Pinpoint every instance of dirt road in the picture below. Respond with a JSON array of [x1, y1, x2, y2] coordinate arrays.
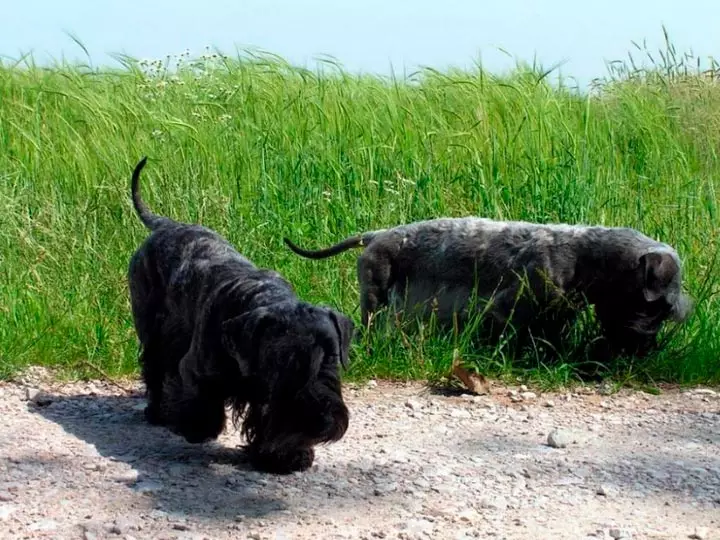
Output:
[[0, 370, 718, 540]]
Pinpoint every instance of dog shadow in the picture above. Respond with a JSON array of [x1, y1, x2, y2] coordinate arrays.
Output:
[[29, 391, 403, 522]]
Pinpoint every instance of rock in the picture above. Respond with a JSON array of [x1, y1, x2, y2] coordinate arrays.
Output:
[[405, 399, 422, 411], [478, 496, 508, 511], [366, 380, 378, 388], [689, 527, 709, 539], [114, 470, 139, 485], [690, 388, 717, 396], [450, 409, 471, 419], [28, 519, 58, 531], [547, 429, 574, 448], [134, 479, 163, 493], [0, 491, 13, 502], [596, 484, 614, 497], [112, 517, 140, 534], [373, 482, 398, 496], [25, 388, 53, 406], [521, 392, 537, 400], [544, 400, 555, 407], [608, 528, 631, 539], [0, 505, 15, 521]]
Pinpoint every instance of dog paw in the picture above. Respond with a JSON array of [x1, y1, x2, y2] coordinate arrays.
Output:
[[249, 447, 315, 475], [144, 405, 165, 425]]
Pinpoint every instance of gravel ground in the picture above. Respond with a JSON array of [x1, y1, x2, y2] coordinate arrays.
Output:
[[0, 368, 718, 540]]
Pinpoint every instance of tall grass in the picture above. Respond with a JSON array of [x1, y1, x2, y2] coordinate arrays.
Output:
[[1, 40, 719, 385]]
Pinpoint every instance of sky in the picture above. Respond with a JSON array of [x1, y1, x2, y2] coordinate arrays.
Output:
[[1, 0, 718, 88]]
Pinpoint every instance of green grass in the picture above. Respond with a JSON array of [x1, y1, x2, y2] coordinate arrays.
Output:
[[1, 38, 719, 386]]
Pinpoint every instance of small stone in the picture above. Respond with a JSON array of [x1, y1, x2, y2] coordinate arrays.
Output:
[[0, 505, 15, 521], [248, 533, 262, 540], [28, 519, 58, 531], [366, 380, 378, 388], [405, 399, 422, 411], [608, 528, 631, 539], [544, 400, 555, 408], [689, 527, 709, 539], [690, 388, 717, 396], [521, 392, 537, 400], [457, 509, 479, 523], [25, 388, 53, 406], [450, 409, 471, 419], [172, 523, 190, 531], [0, 491, 13, 502], [600, 401, 612, 409], [520, 385, 528, 392], [373, 482, 398, 496], [596, 484, 613, 497], [547, 428, 573, 448], [134, 479, 163, 493], [114, 470, 139, 485], [478, 496, 508, 511]]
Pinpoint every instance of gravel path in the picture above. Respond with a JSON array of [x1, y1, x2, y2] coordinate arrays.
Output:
[[0, 369, 718, 540]]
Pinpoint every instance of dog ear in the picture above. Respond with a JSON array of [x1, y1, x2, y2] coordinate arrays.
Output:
[[327, 309, 355, 369], [639, 251, 680, 303], [221, 307, 274, 376]]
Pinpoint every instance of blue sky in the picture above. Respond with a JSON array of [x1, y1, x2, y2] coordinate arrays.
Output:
[[1, 0, 718, 87]]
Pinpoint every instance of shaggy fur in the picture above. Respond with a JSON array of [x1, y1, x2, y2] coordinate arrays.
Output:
[[284, 217, 692, 357], [128, 157, 354, 474]]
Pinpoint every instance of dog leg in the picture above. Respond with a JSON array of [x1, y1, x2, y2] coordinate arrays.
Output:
[[140, 337, 167, 425], [357, 249, 393, 328]]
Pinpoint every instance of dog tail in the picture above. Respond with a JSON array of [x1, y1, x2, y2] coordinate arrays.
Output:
[[131, 157, 171, 230], [283, 232, 376, 260]]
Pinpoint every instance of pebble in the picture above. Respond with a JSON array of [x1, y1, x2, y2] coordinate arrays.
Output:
[[544, 400, 555, 408], [135, 479, 165, 494], [689, 527, 709, 539], [596, 484, 614, 497], [25, 387, 53, 406], [405, 399, 422, 411], [0, 505, 15, 521], [114, 470, 139, 484], [689, 389, 717, 396], [547, 428, 574, 448], [0, 491, 14, 502], [609, 528, 631, 539], [521, 392, 537, 400], [28, 519, 58, 531], [450, 409, 471, 419]]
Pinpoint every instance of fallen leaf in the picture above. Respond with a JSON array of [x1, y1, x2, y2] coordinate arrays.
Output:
[[451, 350, 490, 395]]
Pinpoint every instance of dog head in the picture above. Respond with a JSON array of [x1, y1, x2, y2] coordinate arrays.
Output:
[[593, 247, 692, 355], [222, 302, 354, 451]]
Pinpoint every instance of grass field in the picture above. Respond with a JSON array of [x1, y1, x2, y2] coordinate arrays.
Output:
[[1, 40, 719, 387]]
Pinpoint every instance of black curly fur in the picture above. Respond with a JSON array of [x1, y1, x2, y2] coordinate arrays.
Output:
[[127, 157, 354, 474]]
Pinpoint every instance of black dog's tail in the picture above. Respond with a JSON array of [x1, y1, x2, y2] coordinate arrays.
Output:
[[283, 232, 376, 260], [131, 157, 171, 230]]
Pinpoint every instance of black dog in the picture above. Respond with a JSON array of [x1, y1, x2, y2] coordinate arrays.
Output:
[[127, 157, 354, 474]]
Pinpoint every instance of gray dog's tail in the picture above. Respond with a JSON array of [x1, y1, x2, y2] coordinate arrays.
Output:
[[283, 232, 376, 260], [131, 157, 171, 230]]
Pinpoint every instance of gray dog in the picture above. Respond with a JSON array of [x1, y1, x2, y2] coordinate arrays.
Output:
[[284, 217, 692, 357], [128, 157, 354, 474]]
